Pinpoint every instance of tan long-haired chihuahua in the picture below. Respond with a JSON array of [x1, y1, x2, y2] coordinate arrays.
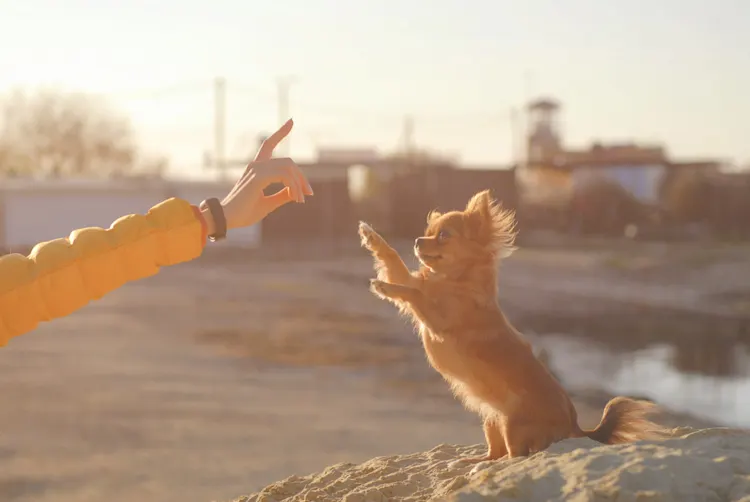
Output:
[[359, 189, 665, 461]]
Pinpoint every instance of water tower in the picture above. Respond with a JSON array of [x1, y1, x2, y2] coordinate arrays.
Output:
[[526, 98, 563, 165]]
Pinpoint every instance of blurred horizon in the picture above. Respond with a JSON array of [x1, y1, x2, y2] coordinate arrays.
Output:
[[3, 0, 750, 179]]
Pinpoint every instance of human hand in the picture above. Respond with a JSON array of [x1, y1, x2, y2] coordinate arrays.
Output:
[[200, 118, 313, 235]]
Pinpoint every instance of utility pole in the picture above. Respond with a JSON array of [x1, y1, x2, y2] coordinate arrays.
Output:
[[211, 75, 296, 171], [523, 70, 535, 104], [521, 69, 535, 168], [510, 106, 521, 166], [276, 76, 296, 158], [402, 115, 415, 159], [213, 76, 227, 180]]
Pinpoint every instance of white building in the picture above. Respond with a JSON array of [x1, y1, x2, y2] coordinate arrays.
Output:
[[0, 178, 261, 251]]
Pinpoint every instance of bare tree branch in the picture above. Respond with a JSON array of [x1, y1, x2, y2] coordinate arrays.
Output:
[[0, 88, 137, 177]]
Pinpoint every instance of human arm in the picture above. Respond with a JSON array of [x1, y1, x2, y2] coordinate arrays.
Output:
[[0, 197, 208, 345], [0, 118, 312, 346]]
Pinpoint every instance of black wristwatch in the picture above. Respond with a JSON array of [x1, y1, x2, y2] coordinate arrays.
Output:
[[199, 197, 227, 242]]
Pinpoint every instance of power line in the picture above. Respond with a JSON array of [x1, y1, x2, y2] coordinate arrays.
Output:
[[510, 106, 521, 165], [76, 77, 517, 130], [225, 81, 514, 125], [401, 115, 415, 157], [227, 82, 276, 101], [107, 80, 213, 100], [101, 78, 514, 130], [265, 100, 509, 125], [80, 77, 521, 166]]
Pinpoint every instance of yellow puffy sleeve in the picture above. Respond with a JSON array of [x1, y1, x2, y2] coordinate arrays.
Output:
[[0, 197, 207, 346]]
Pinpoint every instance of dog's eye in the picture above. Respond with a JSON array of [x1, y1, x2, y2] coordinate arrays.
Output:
[[437, 230, 450, 241]]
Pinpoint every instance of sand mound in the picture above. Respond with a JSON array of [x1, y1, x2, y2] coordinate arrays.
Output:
[[233, 428, 750, 502]]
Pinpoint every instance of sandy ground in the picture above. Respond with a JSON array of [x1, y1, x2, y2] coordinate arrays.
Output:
[[238, 428, 750, 502], [0, 244, 736, 502]]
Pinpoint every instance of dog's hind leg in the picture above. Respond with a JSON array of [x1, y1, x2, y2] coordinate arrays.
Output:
[[461, 417, 508, 463]]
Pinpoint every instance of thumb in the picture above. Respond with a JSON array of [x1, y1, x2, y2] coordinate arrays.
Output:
[[261, 187, 295, 214]]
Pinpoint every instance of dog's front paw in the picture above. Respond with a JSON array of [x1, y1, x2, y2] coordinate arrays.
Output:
[[369, 279, 394, 300], [358, 221, 384, 251]]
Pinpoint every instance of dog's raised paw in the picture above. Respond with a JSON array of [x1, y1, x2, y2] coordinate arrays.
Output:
[[369, 279, 388, 298], [358, 221, 379, 248]]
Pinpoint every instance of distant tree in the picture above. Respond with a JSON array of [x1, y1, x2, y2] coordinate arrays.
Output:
[[0, 132, 33, 176], [0, 88, 137, 177], [136, 154, 170, 178]]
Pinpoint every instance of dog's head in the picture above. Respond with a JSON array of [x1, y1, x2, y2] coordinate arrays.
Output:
[[414, 190, 517, 275]]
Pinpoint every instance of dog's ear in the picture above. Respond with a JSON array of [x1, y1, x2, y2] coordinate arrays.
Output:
[[492, 205, 518, 258], [426, 210, 442, 224], [465, 190, 493, 221], [464, 190, 494, 243], [465, 189, 517, 257]]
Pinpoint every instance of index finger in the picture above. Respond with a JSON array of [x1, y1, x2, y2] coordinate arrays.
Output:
[[255, 118, 294, 161]]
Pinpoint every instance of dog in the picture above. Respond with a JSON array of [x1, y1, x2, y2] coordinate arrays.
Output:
[[359, 189, 666, 461]]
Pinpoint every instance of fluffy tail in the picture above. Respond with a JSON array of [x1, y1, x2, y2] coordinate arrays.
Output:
[[582, 396, 667, 445]]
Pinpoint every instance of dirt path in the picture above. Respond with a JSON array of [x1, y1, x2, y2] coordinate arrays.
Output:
[[0, 279, 484, 502]]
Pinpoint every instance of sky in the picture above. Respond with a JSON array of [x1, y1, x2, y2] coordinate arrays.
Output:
[[2, 0, 749, 178]]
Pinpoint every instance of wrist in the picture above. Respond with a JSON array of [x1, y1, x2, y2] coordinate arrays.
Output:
[[199, 197, 228, 241], [200, 206, 217, 237]]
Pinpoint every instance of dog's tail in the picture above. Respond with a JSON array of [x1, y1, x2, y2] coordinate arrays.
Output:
[[581, 396, 667, 445]]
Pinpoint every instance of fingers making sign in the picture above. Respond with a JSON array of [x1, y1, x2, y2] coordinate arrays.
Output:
[[0, 119, 314, 345], [200, 119, 314, 236]]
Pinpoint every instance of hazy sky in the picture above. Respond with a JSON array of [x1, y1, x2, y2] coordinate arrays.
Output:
[[2, 0, 749, 177]]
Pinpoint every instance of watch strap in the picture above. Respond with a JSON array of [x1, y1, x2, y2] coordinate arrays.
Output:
[[199, 197, 227, 242]]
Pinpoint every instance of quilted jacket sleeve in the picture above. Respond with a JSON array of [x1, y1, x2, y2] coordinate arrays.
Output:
[[0, 197, 208, 346]]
